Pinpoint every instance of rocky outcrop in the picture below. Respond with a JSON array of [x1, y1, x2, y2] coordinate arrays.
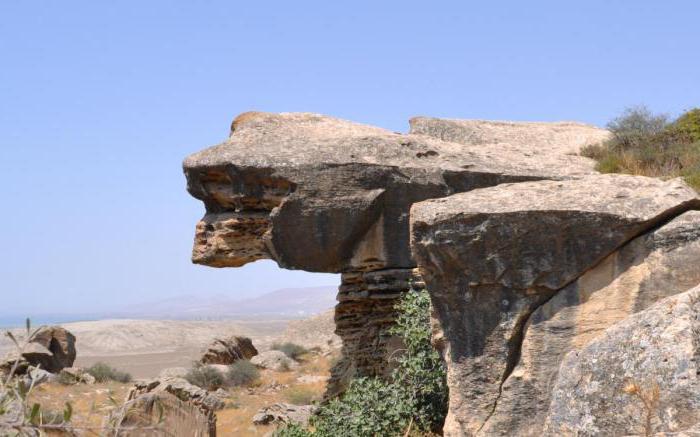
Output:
[[128, 377, 226, 411], [200, 336, 257, 365], [410, 175, 700, 436], [183, 112, 608, 393], [250, 350, 298, 371], [252, 403, 317, 426], [0, 326, 76, 376], [544, 285, 700, 436]]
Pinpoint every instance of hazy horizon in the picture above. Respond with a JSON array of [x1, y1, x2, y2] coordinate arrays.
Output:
[[2, 1, 699, 315]]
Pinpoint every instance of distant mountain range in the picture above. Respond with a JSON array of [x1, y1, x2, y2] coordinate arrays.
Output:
[[0, 286, 338, 328], [111, 286, 338, 320]]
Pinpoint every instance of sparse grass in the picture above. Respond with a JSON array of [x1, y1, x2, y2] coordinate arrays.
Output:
[[226, 360, 260, 387], [282, 386, 317, 405], [185, 364, 225, 391], [581, 106, 700, 192], [87, 362, 132, 383], [271, 343, 308, 360]]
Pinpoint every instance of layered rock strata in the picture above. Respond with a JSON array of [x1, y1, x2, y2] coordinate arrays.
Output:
[[410, 175, 700, 436], [183, 112, 607, 393]]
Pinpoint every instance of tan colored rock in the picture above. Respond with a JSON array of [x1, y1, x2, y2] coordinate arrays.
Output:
[[199, 335, 257, 365], [543, 285, 700, 436], [480, 210, 700, 435], [0, 326, 76, 375], [409, 116, 610, 155], [252, 403, 317, 426], [410, 175, 699, 436], [250, 350, 298, 371], [59, 366, 96, 385]]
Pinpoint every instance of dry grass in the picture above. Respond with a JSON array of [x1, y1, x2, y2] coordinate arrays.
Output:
[[23, 353, 332, 437]]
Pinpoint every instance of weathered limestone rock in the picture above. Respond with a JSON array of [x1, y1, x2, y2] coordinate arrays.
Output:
[[183, 112, 606, 394], [183, 112, 599, 273], [479, 209, 700, 436], [543, 285, 700, 436], [200, 336, 257, 365], [250, 350, 298, 371], [410, 175, 700, 436], [409, 117, 610, 155], [109, 391, 216, 437], [252, 403, 317, 426], [0, 326, 76, 375], [128, 377, 226, 411], [59, 366, 96, 384]]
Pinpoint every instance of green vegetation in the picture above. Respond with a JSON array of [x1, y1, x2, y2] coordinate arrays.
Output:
[[185, 364, 226, 391], [87, 362, 132, 383], [276, 286, 447, 437], [581, 106, 700, 191], [226, 360, 260, 387], [271, 342, 308, 360]]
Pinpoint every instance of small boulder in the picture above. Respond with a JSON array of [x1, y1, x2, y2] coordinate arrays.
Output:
[[0, 326, 76, 376], [252, 403, 317, 426], [251, 350, 298, 371], [200, 336, 257, 365], [59, 367, 96, 385], [128, 377, 226, 411]]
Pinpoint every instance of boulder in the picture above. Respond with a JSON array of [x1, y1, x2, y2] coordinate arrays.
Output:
[[252, 403, 317, 426], [543, 285, 700, 436], [58, 366, 96, 385], [410, 174, 700, 436], [128, 377, 226, 412], [0, 326, 76, 376], [199, 336, 257, 365], [109, 391, 216, 437], [250, 350, 298, 371]]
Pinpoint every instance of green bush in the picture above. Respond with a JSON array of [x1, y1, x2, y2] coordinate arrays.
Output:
[[581, 105, 700, 192], [271, 342, 308, 360], [87, 362, 132, 383], [277, 286, 447, 437], [185, 365, 225, 391], [226, 360, 259, 387]]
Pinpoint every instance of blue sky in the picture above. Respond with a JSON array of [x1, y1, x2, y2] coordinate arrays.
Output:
[[1, 1, 699, 317]]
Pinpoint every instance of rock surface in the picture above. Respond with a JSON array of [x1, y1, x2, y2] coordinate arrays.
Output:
[[480, 209, 700, 435], [200, 335, 257, 365], [252, 403, 317, 426], [58, 366, 96, 384], [184, 112, 608, 394], [543, 285, 700, 436], [128, 377, 226, 411], [409, 116, 610, 155], [410, 175, 699, 436], [250, 350, 298, 371], [0, 326, 76, 375]]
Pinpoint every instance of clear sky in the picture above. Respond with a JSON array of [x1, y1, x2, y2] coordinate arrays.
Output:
[[1, 1, 699, 317]]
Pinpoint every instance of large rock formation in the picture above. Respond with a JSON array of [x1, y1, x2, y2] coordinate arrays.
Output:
[[410, 175, 700, 436], [0, 326, 76, 376], [544, 284, 700, 436], [199, 336, 257, 365], [183, 112, 607, 392]]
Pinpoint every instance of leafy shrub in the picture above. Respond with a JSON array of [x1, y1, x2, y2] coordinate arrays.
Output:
[[271, 342, 308, 360], [185, 364, 225, 391], [581, 105, 700, 192], [87, 362, 132, 383], [277, 286, 447, 436], [283, 386, 318, 405], [226, 360, 259, 387]]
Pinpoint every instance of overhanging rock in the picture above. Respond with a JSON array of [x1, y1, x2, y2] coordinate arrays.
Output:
[[183, 112, 608, 394]]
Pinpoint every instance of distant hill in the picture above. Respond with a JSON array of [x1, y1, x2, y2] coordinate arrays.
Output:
[[113, 286, 338, 320]]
